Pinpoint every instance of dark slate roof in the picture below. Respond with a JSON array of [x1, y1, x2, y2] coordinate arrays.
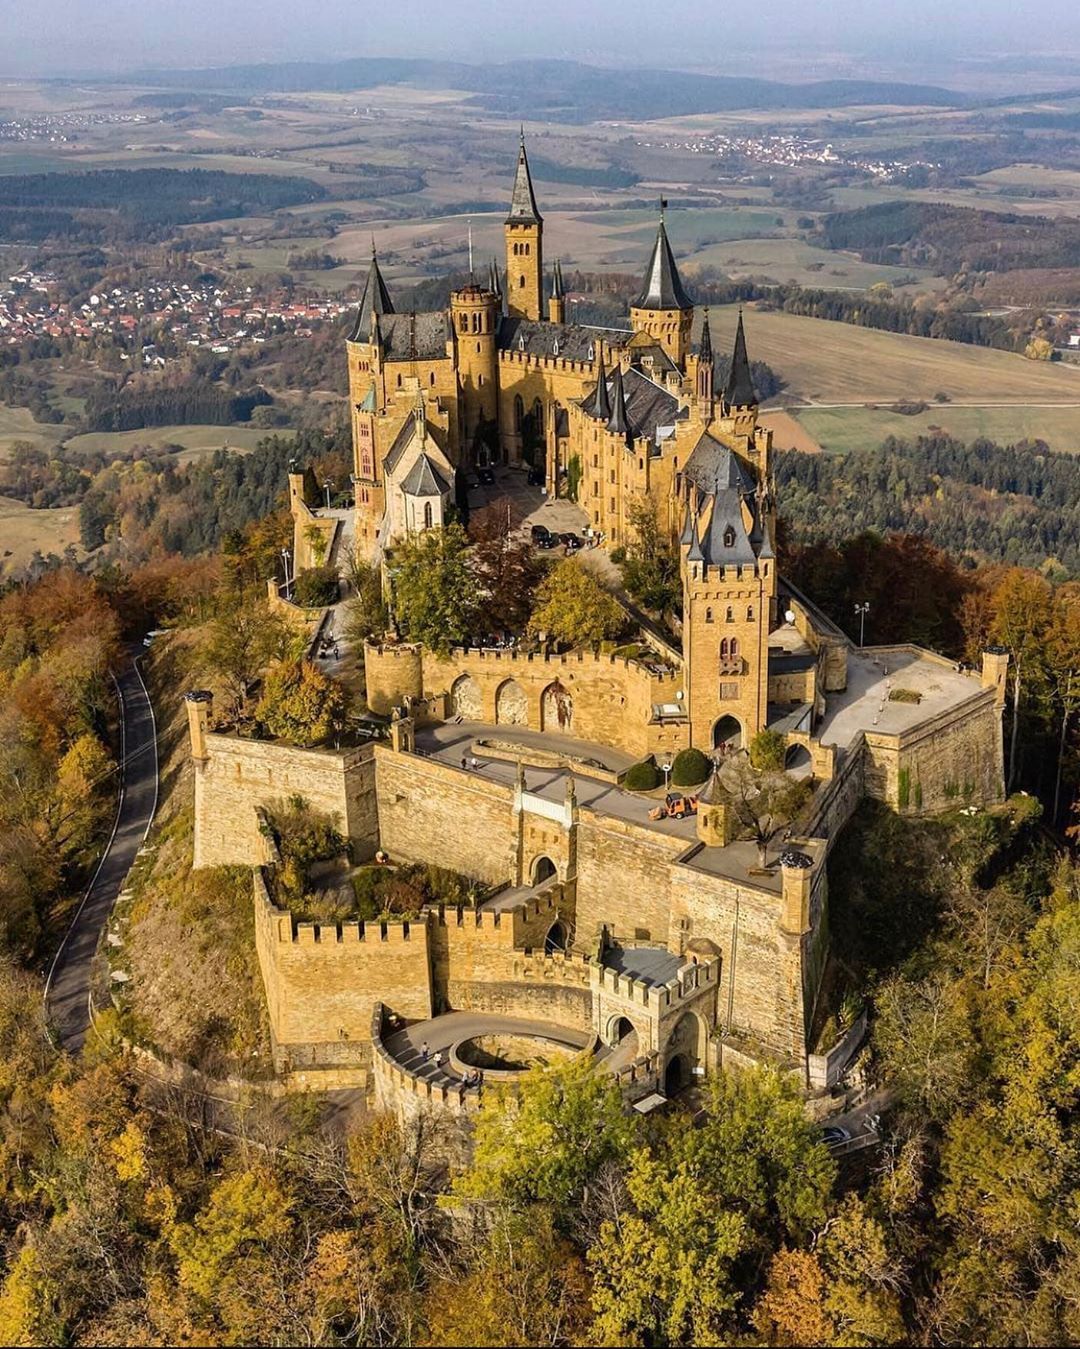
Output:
[[697, 769, 724, 805], [589, 346, 611, 420], [725, 310, 757, 407], [582, 364, 683, 447], [686, 513, 704, 564], [551, 258, 564, 299], [683, 434, 757, 496], [498, 316, 624, 360], [679, 505, 695, 546], [698, 310, 713, 364], [634, 219, 693, 311], [383, 414, 420, 477], [348, 248, 394, 343], [401, 452, 451, 498], [702, 492, 758, 567], [607, 364, 629, 437], [506, 136, 542, 225], [380, 311, 450, 362]]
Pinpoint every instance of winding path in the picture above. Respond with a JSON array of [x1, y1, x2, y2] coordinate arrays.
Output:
[[45, 654, 158, 1053]]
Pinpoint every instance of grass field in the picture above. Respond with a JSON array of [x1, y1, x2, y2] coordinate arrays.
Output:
[[793, 404, 1080, 455], [0, 495, 82, 573], [709, 305, 1080, 403], [0, 405, 66, 458], [64, 424, 280, 461]]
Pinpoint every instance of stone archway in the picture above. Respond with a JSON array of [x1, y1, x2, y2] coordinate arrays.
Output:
[[663, 1010, 706, 1096], [495, 678, 528, 726], [531, 855, 557, 884], [712, 714, 743, 753], [544, 919, 567, 953], [450, 673, 482, 721], [664, 1054, 691, 1095], [785, 743, 812, 774], [541, 680, 573, 734], [607, 1015, 638, 1054]]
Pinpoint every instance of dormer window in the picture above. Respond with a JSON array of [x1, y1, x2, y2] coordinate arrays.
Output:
[[553, 339, 559, 356], [723, 526, 736, 548], [587, 344, 594, 360], [519, 335, 525, 351]]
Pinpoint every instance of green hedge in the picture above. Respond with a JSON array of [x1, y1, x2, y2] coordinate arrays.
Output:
[[671, 747, 710, 786], [749, 730, 787, 772], [624, 759, 661, 792]]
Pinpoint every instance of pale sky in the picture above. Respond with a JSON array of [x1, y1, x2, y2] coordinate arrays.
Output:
[[2, 0, 1080, 78]]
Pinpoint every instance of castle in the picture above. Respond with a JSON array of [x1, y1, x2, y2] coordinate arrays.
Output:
[[185, 137, 1012, 1111]]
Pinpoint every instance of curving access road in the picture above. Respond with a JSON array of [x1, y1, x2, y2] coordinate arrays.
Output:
[[45, 654, 158, 1054]]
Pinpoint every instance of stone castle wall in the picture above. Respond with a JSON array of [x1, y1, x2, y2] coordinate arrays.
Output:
[[193, 733, 378, 868], [365, 641, 686, 760]]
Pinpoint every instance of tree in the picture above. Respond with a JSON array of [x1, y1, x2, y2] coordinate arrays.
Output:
[[620, 494, 681, 619], [989, 569, 1053, 792], [256, 660, 347, 747], [53, 733, 114, 864], [873, 972, 975, 1122], [528, 560, 624, 649], [200, 600, 293, 722], [715, 755, 813, 868], [291, 564, 338, 608], [344, 557, 388, 644], [469, 507, 543, 636], [455, 1057, 632, 1222], [388, 524, 477, 655], [1044, 585, 1080, 825]]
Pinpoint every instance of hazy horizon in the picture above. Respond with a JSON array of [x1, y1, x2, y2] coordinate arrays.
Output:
[[4, 0, 1080, 81]]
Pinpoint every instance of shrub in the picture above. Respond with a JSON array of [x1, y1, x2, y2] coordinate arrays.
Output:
[[292, 564, 338, 608], [624, 759, 660, 792], [671, 747, 710, 787], [749, 730, 787, 772]]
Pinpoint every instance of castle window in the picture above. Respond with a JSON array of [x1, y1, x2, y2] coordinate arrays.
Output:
[[430, 372, 435, 385], [533, 399, 544, 435], [639, 458, 644, 470], [730, 637, 739, 656], [593, 482, 598, 496], [723, 526, 736, 548], [706, 608, 713, 623], [519, 275, 526, 289], [592, 455, 598, 467], [424, 502, 433, 529], [524, 243, 530, 255], [720, 638, 728, 657], [747, 605, 754, 621], [478, 374, 484, 386], [459, 314, 467, 332], [476, 341, 481, 353], [610, 498, 615, 513], [726, 606, 733, 622], [587, 344, 594, 360], [396, 374, 402, 388], [514, 395, 524, 432], [513, 242, 519, 256]]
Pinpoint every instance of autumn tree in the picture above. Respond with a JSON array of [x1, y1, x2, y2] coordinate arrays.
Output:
[[469, 506, 544, 636], [988, 568, 1053, 791], [200, 599, 294, 723], [715, 754, 813, 868], [388, 524, 477, 655], [256, 660, 348, 747], [527, 559, 625, 649], [618, 494, 681, 619]]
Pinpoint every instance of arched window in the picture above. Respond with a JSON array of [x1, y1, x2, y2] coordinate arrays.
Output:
[[524, 242, 530, 255], [478, 374, 484, 386], [705, 607, 713, 623], [730, 637, 739, 657], [519, 274, 526, 289], [396, 374, 402, 388], [532, 399, 544, 435], [476, 341, 481, 353], [459, 313, 467, 332], [423, 502, 433, 529], [746, 605, 754, 621], [720, 638, 728, 656], [430, 372, 435, 385], [726, 606, 733, 622], [514, 395, 524, 432]]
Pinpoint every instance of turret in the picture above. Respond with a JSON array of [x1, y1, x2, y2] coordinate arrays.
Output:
[[548, 258, 565, 325], [450, 281, 500, 455], [629, 205, 694, 367], [724, 309, 758, 437], [688, 308, 714, 414], [504, 131, 544, 322]]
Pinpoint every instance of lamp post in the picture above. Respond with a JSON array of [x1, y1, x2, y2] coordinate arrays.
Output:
[[854, 601, 870, 648], [661, 761, 672, 792], [281, 548, 292, 598], [323, 479, 334, 510]]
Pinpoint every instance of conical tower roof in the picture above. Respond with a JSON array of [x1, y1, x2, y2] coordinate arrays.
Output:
[[634, 216, 693, 311], [506, 132, 542, 225], [349, 244, 394, 343], [551, 258, 564, 299], [607, 363, 629, 439], [725, 310, 757, 408], [589, 346, 611, 421], [489, 257, 502, 297], [699, 308, 713, 364]]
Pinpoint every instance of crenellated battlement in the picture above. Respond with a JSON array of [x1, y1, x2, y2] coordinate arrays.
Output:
[[498, 348, 597, 376], [594, 954, 719, 1013], [253, 869, 423, 944]]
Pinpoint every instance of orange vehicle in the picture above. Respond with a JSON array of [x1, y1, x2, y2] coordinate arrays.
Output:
[[649, 792, 699, 821]]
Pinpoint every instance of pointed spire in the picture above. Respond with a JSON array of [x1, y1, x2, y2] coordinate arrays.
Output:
[[551, 258, 564, 300], [348, 245, 394, 343], [687, 511, 705, 564], [679, 504, 696, 547], [634, 215, 693, 311], [607, 363, 630, 440], [489, 257, 502, 297], [506, 133, 542, 225], [589, 345, 611, 421], [699, 307, 713, 364], [725, 309, 757, 408]]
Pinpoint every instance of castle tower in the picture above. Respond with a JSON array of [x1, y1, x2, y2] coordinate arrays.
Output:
[[629, 207, 694, 367], [680, 448, 777, 753], [548, 258, 565, 325], [450, 281, 500, 459], [687, 308, 714, 415], [505, 132, 543, 322], [723, 309, 758, 439]]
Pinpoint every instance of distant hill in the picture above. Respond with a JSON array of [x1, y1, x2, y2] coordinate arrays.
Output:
[[110, 57, 964, 123]]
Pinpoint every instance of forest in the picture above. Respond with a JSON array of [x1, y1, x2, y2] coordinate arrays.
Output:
[[818, 200, 1080, 275], [776, 432, 1080, 575]]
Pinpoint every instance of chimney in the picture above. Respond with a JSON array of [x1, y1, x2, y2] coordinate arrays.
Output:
[[981, 647, 1010, 709], [779, 849, 814, 935], [185, 690, 213, 763]]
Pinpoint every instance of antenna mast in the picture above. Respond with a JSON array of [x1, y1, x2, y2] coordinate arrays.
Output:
[[468, 219, 474, 280]]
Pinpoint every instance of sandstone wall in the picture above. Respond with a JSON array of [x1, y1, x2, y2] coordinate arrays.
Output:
[[254, 872, 433, 1056], [193, 734, 378, 868], [575, 814, 688, 947]]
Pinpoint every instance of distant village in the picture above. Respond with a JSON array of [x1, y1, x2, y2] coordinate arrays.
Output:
[[0, 270, 354, 362], [636, 130, 938, 182]]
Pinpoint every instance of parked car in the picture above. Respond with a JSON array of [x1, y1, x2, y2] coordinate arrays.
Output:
[[526, 467, 544, 486], [648, 793, 699, 821], [820, 1125, 852, 1150], [531, 525, 556, 548], [560, 532, 583, 551], [478, 466, 496, 486], [465, 473, 481, 490]]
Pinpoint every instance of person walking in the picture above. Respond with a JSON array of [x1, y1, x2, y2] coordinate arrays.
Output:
[[419, 1041, 429, 1061]]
